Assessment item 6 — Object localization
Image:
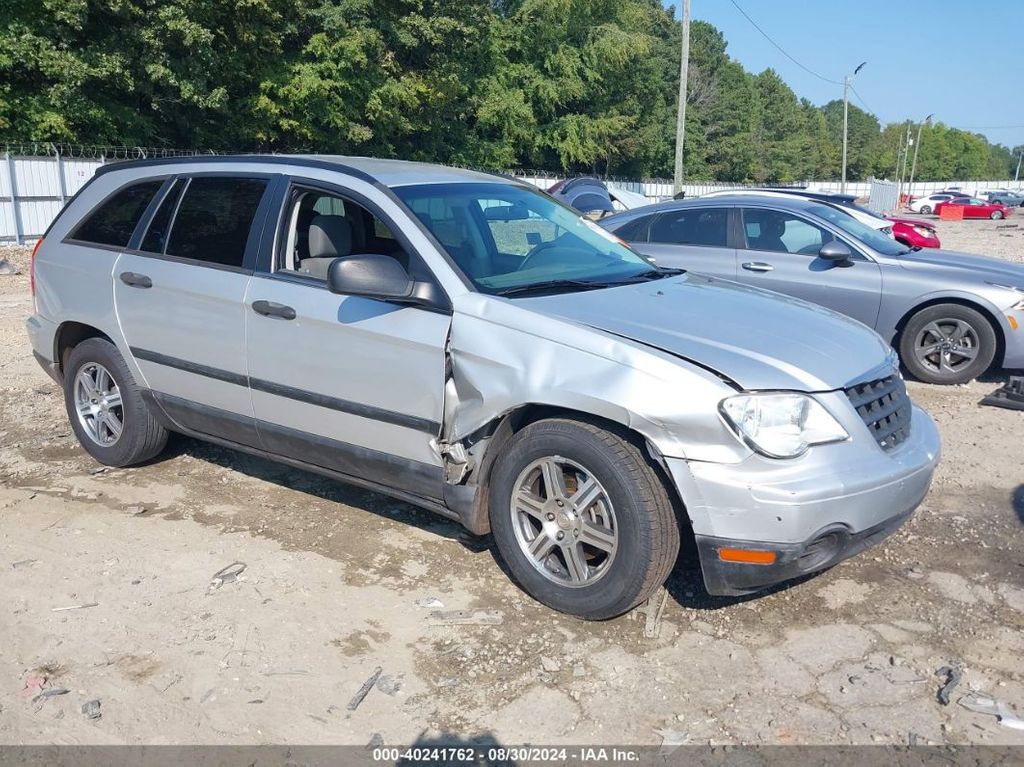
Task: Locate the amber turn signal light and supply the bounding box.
[718,547,777,565]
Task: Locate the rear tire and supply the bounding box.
[899,304,997,385]
[488,418,680,620]
[920,205,932,214]
[64,338,168,466]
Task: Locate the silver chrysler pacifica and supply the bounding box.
[26,156,941,619]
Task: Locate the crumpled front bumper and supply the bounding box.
[666,404,941,596]
[694,507,915,596]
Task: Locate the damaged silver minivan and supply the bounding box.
[27,157,941,618]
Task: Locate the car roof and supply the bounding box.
[604,194,841,222]
[95,154,513,188]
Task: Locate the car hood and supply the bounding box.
[896,249,1024,287]
[516,274,892,391]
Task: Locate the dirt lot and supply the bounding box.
[0,216,1022,747]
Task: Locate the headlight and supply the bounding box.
[719,393,849,459]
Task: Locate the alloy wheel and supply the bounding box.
[73,362,124,446]
[913,319,981,376]
[510,456,618,588]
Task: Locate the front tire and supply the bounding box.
[899,304,997,384]
[488,418,680,620]
[64,338,168,466]
[991,210,1004,220]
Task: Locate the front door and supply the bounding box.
[244,180,450,500]
[734,206,882,329]
[115,175,274,445]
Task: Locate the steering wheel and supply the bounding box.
[516,241,563,272]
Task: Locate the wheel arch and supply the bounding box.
[893,296,1006,367]
[54,321,115,377]
[460,404,689,538]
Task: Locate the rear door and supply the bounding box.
[114,174,277,446]
[620,206,736,278]
[734,206,883,328]
[243,177,450,501]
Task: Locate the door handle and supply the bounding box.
[741,261,775,273]
[251,300,296,320]
[119,271,152,288]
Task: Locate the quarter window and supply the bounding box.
[166,177,268,268]
[612,215,655,242]
[72,180,163,247]
[649,208,729,247]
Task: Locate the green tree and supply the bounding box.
[821,100,881,182]
[1,0,1019,182]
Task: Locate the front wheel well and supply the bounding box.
[893,298,1005,367]
[54,322,113,375]
[464,405,689,538]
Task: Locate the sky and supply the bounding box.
[665,0,1024,150]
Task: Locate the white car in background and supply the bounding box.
[908,193,963,214]
[700,189,893,233]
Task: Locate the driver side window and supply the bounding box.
[741,209,832,256]
[278,188,404,281]
[479,200,560,258]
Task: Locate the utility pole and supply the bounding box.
[897,123,912,207]
[841,61,867,194]
[1016,151,1022,183]
[673,0,691,196]
[907,113,933,201]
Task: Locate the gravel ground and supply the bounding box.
[900,211,1024,264]
[0,222,1022,747]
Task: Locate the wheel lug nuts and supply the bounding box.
[573,529,579,536]
[556,500,564,507]
[556,532,565,541]
[547,513,555,521]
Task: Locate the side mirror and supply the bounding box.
[327,254,416,301]
[818,240,853,263]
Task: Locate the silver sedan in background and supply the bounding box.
[602,195,1024,384]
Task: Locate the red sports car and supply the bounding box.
[933,197,1013,220]
[887,217,941,249]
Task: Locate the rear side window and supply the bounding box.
[166,177,268,268]
[649,208,730,247]
[72,180,163,247]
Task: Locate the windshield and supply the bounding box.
[805,203,909,256]
[393,182,658,294]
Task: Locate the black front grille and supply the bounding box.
[845,375,912,451]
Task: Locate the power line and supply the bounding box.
[726,0,842,86]
[953,124,1024,130]
[848,84,878,119]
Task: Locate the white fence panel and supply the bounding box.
[2,150,1020,244]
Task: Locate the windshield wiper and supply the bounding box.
[496,268,686,297]
[496,279,613,297]
[624,267,687,281]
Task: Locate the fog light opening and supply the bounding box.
[798,531,844,571]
